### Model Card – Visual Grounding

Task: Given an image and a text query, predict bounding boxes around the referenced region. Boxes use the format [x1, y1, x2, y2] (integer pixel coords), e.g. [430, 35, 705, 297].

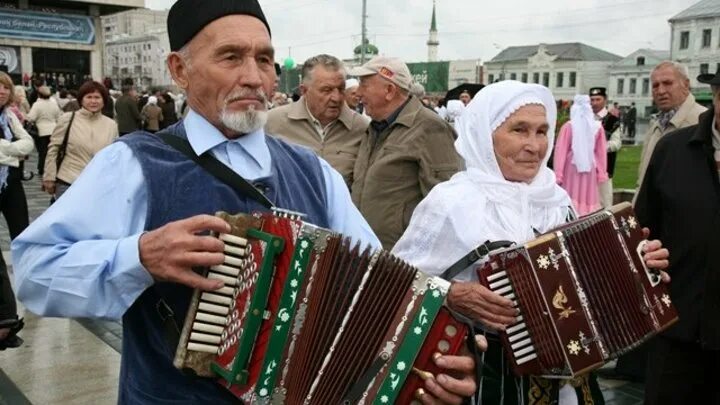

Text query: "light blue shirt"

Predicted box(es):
[11, 110, 380, 320]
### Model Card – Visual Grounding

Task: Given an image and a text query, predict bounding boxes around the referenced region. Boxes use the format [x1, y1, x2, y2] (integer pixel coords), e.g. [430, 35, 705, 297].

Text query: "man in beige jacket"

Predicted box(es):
[349, 56, 462, 249]
[266, 54, 368, 186]
[637, 61, 707, 188]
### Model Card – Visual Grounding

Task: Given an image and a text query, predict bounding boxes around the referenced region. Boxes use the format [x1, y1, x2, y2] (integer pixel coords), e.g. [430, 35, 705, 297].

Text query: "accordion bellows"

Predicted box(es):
[173, 210, 468, 404]
[478, 202, 678, 378]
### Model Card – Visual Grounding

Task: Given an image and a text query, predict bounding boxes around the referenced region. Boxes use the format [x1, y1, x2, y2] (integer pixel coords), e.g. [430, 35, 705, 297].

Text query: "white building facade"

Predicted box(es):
[104, 33, 171, 89]
[669, 0, 720, 102]
[608, 49, 669, 118]
[101, 7, 167, 42]
[101, 8, 172, 89]
[484, 43, 621, 101]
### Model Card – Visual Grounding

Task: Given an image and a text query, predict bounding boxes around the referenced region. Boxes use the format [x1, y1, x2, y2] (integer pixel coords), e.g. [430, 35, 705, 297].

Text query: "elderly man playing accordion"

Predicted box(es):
[394, 81, 670, 404]
[11, 1, 477, 404]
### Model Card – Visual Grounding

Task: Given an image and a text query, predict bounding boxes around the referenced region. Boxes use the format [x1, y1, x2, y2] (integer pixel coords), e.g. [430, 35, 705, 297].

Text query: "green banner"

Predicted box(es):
[407, 61, 450, 93]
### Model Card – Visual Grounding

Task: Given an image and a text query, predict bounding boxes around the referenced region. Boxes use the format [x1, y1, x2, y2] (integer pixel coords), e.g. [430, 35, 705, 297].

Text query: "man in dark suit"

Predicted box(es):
[635, 67, 720, 405]
[115, 78, 141, 136]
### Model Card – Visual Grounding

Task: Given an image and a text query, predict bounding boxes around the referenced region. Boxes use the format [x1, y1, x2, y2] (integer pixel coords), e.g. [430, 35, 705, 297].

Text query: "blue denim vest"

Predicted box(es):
[116, 122, 329, 404]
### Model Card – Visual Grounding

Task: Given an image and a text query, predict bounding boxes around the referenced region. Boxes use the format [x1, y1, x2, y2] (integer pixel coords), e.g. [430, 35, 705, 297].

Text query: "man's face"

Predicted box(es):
[356, 74, 391, 120]
[301, 66, 345, 124]
[590, 95, 606, 114]
[652, 66, 690, 112]
[174, 15, 276, 135]
[459, 92, 471, 105]
[345, 86, 359, 109]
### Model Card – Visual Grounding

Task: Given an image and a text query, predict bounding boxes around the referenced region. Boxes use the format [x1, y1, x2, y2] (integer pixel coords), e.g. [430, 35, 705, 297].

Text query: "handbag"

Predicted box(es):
[55, 112, 76, 172]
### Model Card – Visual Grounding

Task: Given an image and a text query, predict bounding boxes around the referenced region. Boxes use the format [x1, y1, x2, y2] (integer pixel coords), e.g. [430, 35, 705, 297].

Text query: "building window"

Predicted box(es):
[488, 74, 495, 83]
[510, 73, 517, 80]
[533, 72, 540, 84]
[556, 72, 564, 88]
[629, 78, 637, 94]
[617, 78, 624, 95]
[569, 72, 577, 88]
[542, 72, 550, 87]
[521, 73, 528, 83]
[702, 29, 712, 48]
[636, 56, 645, 66]
[680, 31, 690, 50]
[641, 77, 649, 95]
[700, 63, 709, 74]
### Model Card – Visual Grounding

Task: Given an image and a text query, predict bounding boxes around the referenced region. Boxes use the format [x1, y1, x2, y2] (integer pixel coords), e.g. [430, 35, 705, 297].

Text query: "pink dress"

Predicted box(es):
[553, 122, 608, 216]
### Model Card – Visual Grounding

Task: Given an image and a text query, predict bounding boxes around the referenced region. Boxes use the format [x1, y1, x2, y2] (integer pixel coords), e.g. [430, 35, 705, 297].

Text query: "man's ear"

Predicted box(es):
[167, 53, 189, 90]
[299, 83, 308, 96]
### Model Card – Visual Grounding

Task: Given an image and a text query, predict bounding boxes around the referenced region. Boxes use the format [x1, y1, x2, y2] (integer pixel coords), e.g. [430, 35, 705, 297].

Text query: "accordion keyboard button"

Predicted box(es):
[506, 322, 526, 334]
[510, 337, 532, 351]
[219, 233, 248, 247]
[192, 322, 224, 335]
[516, 353, 538, 365]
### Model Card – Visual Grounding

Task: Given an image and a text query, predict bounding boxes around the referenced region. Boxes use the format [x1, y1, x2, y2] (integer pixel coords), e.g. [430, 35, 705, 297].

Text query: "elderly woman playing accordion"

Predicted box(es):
[393, 80, 669, 404]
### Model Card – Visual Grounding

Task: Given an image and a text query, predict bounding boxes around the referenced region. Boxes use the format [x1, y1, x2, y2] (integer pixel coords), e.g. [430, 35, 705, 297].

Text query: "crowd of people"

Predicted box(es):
[0, 0, 717, 403]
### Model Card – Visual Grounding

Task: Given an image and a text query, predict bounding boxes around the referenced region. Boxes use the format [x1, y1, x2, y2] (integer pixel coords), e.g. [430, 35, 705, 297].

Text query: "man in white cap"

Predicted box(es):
[349, 56, 462, 249]
[345, 77, 361, 112]
[267, 54, 369, 186]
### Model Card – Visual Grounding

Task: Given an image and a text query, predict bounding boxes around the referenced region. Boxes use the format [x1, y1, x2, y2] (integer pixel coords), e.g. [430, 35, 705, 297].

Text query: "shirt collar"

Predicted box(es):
[184, 109, 270, 171]
[370, 96, 412, 134]
[595, 107, 608, 120]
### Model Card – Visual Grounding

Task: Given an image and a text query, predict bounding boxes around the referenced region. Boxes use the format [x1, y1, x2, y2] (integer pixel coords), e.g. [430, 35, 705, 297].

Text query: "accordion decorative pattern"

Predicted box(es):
[173, 209, 468, 404]
[478, 202, 678, 378]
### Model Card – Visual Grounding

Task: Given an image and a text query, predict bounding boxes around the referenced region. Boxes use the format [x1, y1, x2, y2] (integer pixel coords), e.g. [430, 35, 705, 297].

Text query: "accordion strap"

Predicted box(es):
[440, 240, 513, 281]
[157, 132, 274, 209]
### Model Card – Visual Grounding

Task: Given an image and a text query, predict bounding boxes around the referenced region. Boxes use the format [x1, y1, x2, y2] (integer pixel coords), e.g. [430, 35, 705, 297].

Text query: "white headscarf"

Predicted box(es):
[446, 99, 465, 121]
[392, 80, 572, 281]
[570, 94, 600, 173]
[148, 96, 158, 105]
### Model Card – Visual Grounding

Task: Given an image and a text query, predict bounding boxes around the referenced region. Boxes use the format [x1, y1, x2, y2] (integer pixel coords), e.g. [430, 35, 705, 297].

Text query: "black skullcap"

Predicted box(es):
[167, 0, 271, 52]
[589, 87, 607, 98]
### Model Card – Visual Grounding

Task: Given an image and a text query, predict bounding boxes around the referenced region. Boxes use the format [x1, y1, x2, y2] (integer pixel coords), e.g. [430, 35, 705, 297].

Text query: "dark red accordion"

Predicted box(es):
[173, 209, 468, 404]
[478, 202, 678, 377]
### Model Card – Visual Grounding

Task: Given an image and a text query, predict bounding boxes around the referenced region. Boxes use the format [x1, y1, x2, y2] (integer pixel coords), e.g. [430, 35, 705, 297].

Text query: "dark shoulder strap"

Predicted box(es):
[440, 240, 514, 281]
[56, 111, 76, 170]
[157, 132, 274, 209]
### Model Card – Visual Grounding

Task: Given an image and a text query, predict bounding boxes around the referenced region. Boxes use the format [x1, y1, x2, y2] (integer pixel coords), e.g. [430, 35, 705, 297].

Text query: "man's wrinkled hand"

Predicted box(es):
[139, 214, 231, 291]
[641, 228, 670, 283]
[416, 352, 477, 405]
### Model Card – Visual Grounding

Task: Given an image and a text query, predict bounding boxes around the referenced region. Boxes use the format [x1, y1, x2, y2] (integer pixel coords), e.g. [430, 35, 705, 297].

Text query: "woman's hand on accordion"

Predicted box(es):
[139, 214, 231, 291]
[447, 281, 519, 331]
[642, 228, 671, 283]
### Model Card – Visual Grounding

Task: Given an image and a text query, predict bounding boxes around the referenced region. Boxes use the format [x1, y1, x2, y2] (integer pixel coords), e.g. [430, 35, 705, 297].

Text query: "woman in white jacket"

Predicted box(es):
[26, 85, 61, 176]
[0, 72, 34, 350]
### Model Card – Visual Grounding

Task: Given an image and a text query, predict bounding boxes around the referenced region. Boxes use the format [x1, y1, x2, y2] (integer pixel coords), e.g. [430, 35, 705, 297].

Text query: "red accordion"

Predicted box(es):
[478, 202, 678, 378]
[173, 209, 468, 404]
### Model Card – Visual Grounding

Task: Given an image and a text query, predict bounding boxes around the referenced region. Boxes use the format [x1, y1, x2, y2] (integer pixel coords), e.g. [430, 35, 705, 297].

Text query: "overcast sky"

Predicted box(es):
[146, 0, 697, 64]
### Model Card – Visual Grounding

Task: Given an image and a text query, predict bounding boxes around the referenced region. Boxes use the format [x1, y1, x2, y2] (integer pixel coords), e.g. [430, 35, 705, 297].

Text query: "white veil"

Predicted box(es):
[569, 94, 600, 173]
[392, 81, 572, 281]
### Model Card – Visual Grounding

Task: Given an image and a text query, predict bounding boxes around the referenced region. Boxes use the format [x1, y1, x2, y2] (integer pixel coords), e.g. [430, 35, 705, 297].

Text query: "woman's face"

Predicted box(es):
[493, 104, 549, 184]
[82, 91, 104, 113]
[0, 83, 11, 108]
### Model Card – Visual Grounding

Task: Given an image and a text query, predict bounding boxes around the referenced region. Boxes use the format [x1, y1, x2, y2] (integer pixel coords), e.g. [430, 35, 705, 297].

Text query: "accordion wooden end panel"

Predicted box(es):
[478, 202, 679, 378]
[172, 209, 469, 404]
